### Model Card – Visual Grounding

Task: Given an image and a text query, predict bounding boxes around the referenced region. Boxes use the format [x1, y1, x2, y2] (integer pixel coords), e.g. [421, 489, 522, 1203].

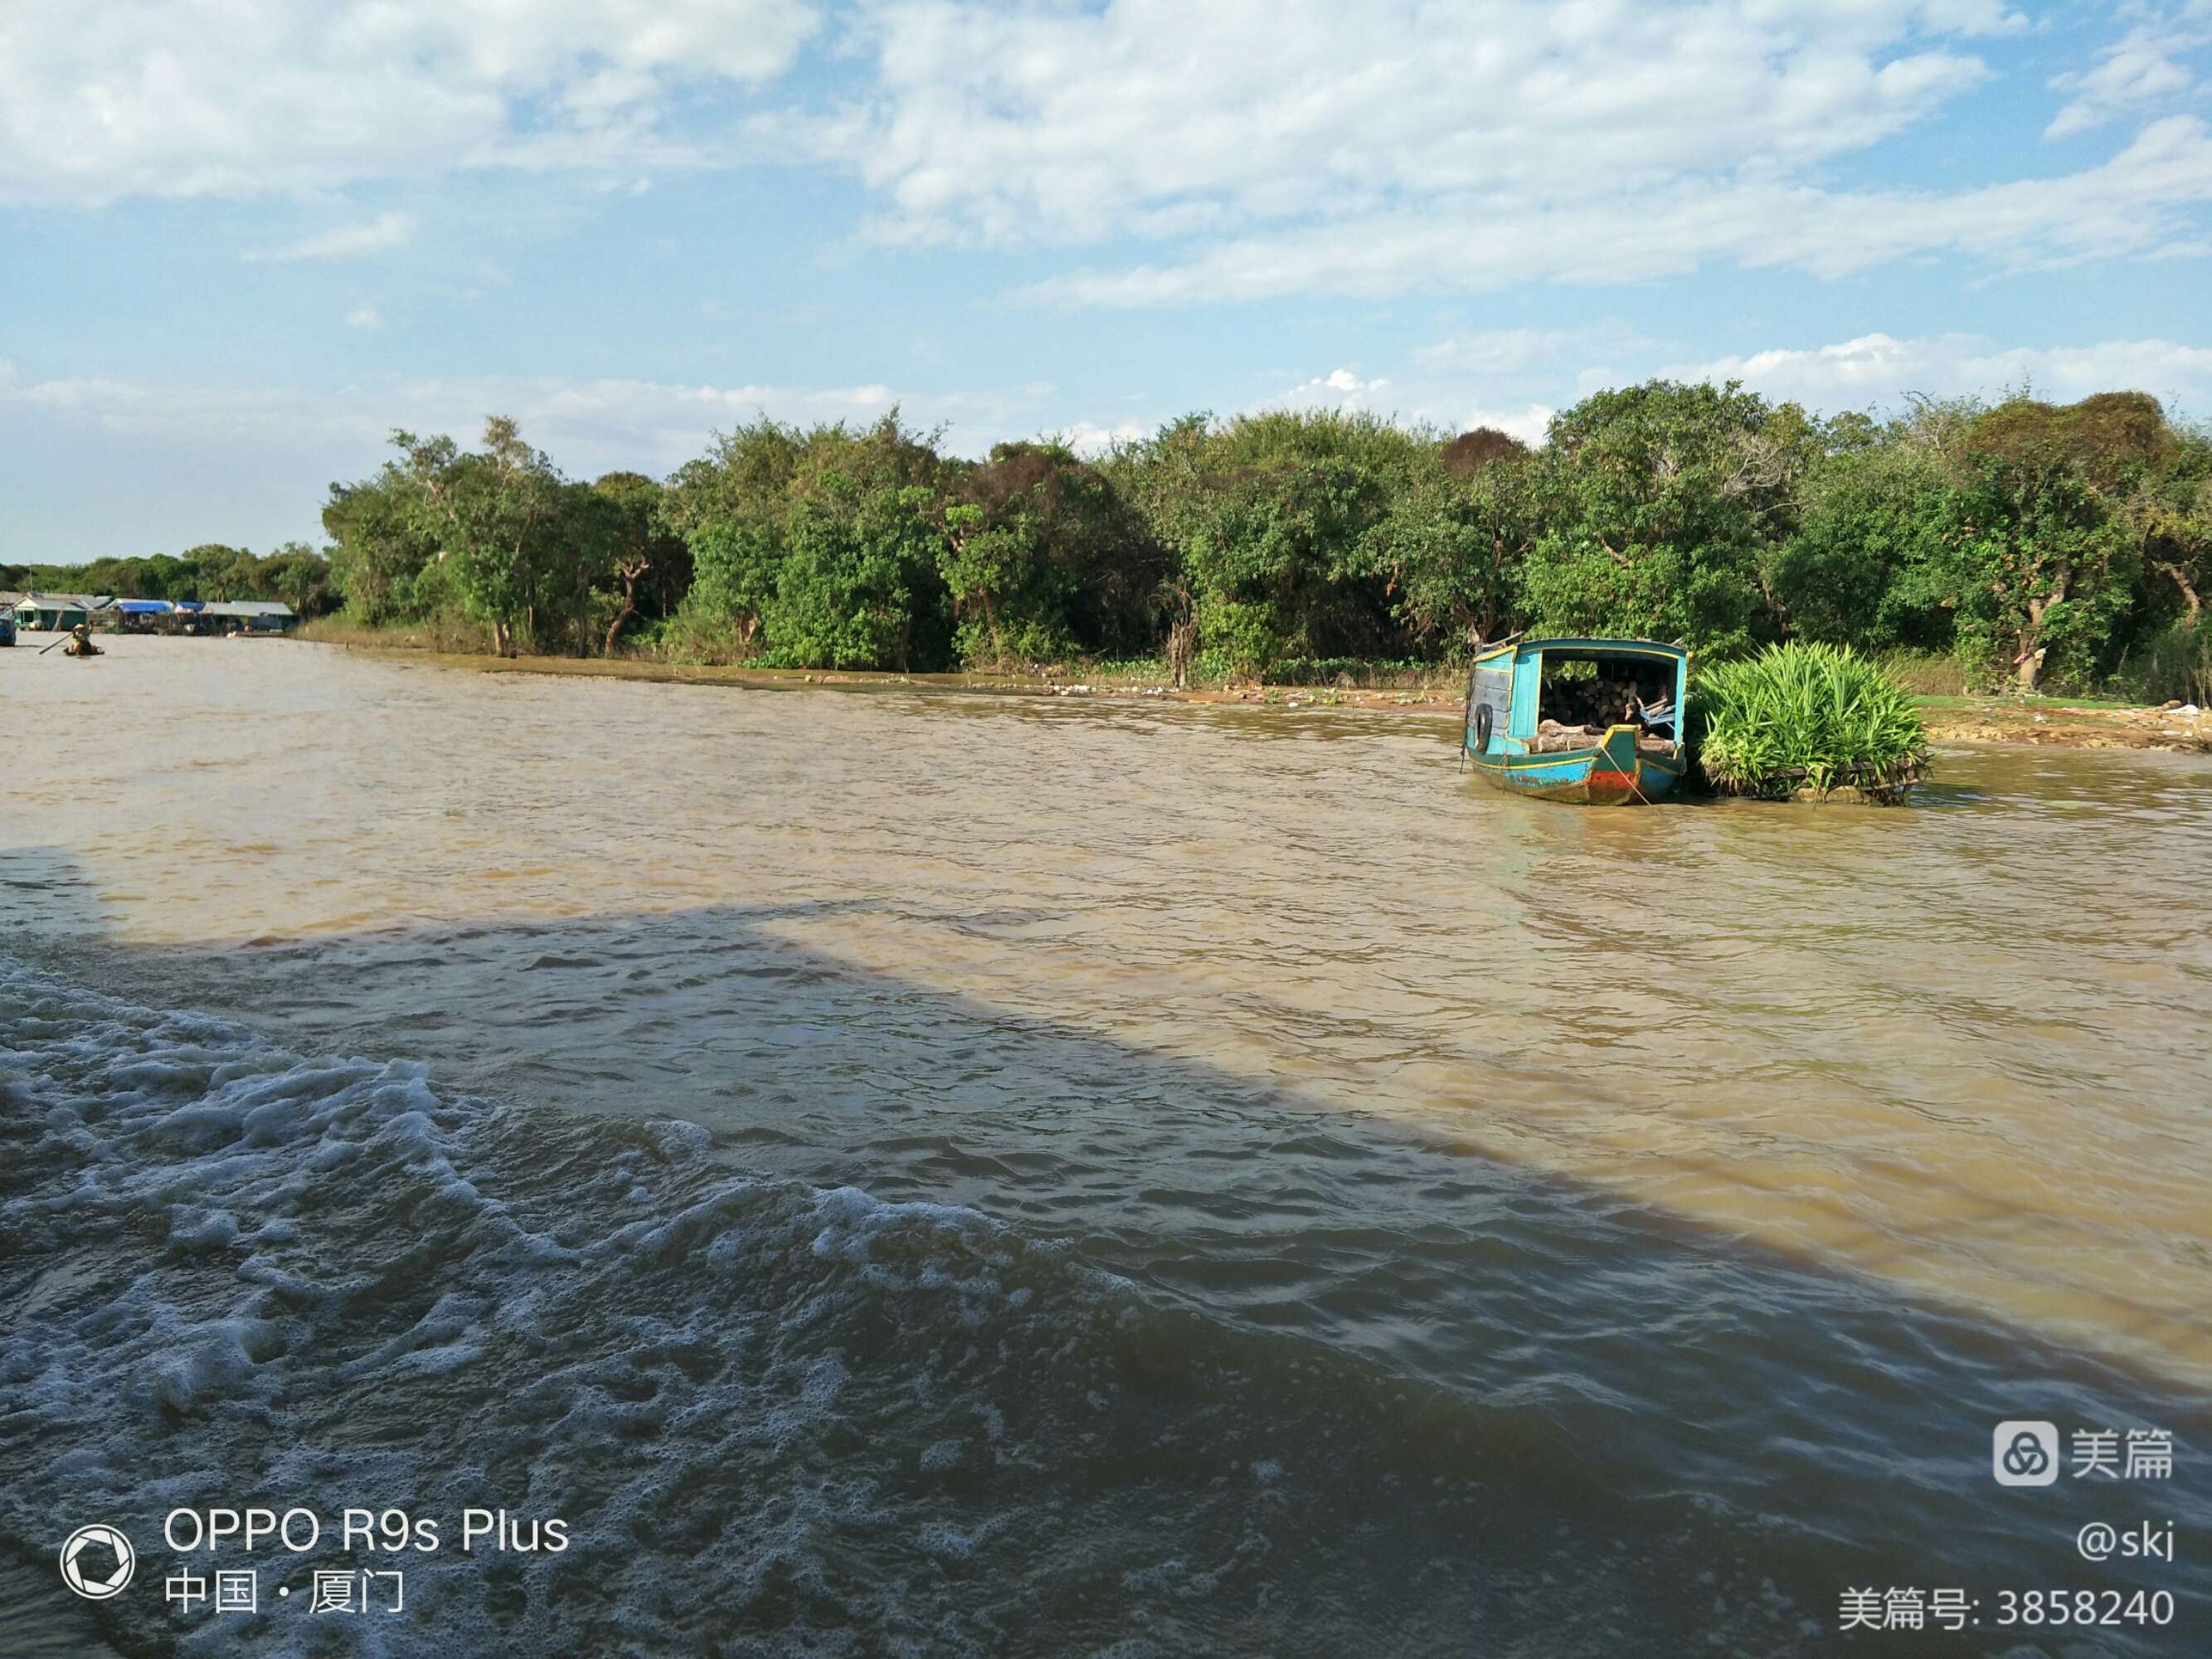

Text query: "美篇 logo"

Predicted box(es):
[1992, 1421, 2059, 1487]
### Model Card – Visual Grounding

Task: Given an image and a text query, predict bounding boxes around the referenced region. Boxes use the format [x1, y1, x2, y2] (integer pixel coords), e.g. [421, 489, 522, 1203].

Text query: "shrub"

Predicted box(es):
[1695, 642, 1932, 803]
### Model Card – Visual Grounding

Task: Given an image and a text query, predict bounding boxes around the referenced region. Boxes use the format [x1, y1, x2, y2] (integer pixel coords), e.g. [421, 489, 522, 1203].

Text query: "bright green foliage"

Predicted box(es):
[395, 419, 592, 656]
[1369, 445, 1538, 653]
[681, 519, 783, 655]
[664, 413, 949, 669]
[325, 459, 442, 625]
[939, 441, 1163, 668]
[1774, 440, 1953, 653]
[1185, 454, 1400, 676]
[1696, 643, 1932, 801]
[1934, 450, 2137, 691]
[40, 379, 2191, 693]
[1516, 381, 1811, 656]
[1146, 410, 1430, 676]
[665, 417, 807, 656]
[761, 480, 941, 669]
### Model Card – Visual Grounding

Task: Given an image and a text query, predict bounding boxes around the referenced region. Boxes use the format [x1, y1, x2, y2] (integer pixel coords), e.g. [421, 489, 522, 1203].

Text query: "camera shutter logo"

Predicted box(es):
[59, 1525, 137, 1599]
[1992, 1421, 2059, 1487]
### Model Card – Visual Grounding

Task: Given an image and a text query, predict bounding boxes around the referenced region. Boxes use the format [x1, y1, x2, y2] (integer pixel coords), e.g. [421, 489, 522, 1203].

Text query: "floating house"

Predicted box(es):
[12, 592, 111, 631]
[114, 599, 177, 631]
[201, 601, 297, 633]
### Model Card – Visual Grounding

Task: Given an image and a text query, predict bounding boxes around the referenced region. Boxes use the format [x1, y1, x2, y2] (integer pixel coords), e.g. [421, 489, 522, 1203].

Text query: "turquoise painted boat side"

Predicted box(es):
[1470, 725, 1686, 804]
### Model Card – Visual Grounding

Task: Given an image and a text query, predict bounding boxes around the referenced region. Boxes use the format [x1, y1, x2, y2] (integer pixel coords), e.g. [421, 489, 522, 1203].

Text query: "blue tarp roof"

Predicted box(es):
[116, 599, 174, 613]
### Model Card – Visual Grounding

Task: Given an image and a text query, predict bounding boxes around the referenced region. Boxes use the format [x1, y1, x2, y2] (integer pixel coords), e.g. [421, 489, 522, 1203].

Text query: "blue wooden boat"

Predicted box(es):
[1462, 636, 1689, 804]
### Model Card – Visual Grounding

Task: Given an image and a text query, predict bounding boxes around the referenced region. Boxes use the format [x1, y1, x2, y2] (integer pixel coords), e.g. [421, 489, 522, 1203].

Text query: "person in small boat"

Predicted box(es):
[63, 623, 102, 657]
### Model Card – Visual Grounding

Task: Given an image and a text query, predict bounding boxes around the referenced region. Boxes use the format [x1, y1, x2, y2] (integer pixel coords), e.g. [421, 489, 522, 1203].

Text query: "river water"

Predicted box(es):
[2, 637, 2207, 1657]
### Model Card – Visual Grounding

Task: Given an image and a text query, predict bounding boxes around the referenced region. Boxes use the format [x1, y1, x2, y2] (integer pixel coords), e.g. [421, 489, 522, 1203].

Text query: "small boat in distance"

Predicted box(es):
[1463, 635, 1689, 804]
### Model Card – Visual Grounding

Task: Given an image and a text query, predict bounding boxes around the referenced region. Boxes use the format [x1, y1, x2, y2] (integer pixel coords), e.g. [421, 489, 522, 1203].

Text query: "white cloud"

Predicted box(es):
[739, 0, 2212, 304]
[1058, 419, 1148, 454]
[345, 307, 385, 330]
[1026, 114, 2212, 304]
[1253, 369, 1558, 444]
[1456, 404, 1558, 447]
[0, 1, 819, 206]
[2047, 9, 2210, 140]
[256, 212, 419, 263]
[801, 1, 2017, 251]
[1263, 367, 1394, 414]
[1670, 332, 2212, 413]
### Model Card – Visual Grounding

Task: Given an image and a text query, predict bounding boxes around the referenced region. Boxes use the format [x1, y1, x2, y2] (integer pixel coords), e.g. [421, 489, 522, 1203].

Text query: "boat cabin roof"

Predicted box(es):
[1474, 635, 1689, 665]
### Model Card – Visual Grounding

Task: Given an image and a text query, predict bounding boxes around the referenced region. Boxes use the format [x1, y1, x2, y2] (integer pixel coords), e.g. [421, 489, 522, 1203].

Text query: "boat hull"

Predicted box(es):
[1468, 725, 1685, 805]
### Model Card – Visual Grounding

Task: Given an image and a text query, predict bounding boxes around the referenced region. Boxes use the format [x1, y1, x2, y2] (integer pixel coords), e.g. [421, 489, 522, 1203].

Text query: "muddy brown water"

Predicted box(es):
[3, 636, 2207, 1657]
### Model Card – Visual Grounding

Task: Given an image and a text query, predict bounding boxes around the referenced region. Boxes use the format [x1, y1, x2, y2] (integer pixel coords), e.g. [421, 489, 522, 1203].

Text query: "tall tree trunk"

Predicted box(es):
[2014, 565, 2070, 691]
[602, 559, 647, 656]
[602, 593, 636, 657]
[2015, 594, 2049, 690]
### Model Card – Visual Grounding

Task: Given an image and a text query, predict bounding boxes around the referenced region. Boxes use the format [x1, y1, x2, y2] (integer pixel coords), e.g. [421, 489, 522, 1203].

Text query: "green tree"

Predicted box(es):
[1936, 450, 2137, 690]
[668, 412, 951, 669]
[1185, 455, 1402, 675]
[260, 541, 342, 617]
[324, 461, 443, 625]
[938, 441, 1163, 668]
[1773, 439, 1953, 653]
[664, 418, 809, 657]
[587, 472, 690, 654]
[1371, 435, 1540, 654]
[764, 479, 941, 669]
[401, 417, 586, 656]
[1517, 381, 1810, 655]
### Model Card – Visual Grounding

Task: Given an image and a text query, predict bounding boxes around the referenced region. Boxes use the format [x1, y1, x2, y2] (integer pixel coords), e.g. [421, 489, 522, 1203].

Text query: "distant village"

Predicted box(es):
[3, 591, 298, 638]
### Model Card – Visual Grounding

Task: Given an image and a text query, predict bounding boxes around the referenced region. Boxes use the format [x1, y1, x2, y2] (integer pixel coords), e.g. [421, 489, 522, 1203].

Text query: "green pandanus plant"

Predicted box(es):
[1694, 642, 1932, 802]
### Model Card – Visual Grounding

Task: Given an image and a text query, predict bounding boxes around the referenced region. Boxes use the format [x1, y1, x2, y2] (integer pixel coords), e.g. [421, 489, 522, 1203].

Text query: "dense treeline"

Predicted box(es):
[2, 541, 342, 617]
[20, 382, 2211, 700]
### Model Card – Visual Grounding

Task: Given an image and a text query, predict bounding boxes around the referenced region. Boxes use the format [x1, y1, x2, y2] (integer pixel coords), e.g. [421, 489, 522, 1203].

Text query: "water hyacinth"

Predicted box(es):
[1694, 642, 1932, 803]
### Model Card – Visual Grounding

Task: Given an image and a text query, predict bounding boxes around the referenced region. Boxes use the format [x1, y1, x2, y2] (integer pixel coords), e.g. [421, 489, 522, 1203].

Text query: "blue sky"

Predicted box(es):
[5, 0, 2212, 562]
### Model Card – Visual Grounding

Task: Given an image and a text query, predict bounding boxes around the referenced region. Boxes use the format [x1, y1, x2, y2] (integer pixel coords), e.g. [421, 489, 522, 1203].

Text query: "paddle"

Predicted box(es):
[38, 634, 71, 654]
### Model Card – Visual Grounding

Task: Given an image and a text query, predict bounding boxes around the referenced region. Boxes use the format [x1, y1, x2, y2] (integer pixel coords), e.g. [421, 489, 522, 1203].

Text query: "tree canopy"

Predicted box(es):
[23, 382, 2209, 701]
